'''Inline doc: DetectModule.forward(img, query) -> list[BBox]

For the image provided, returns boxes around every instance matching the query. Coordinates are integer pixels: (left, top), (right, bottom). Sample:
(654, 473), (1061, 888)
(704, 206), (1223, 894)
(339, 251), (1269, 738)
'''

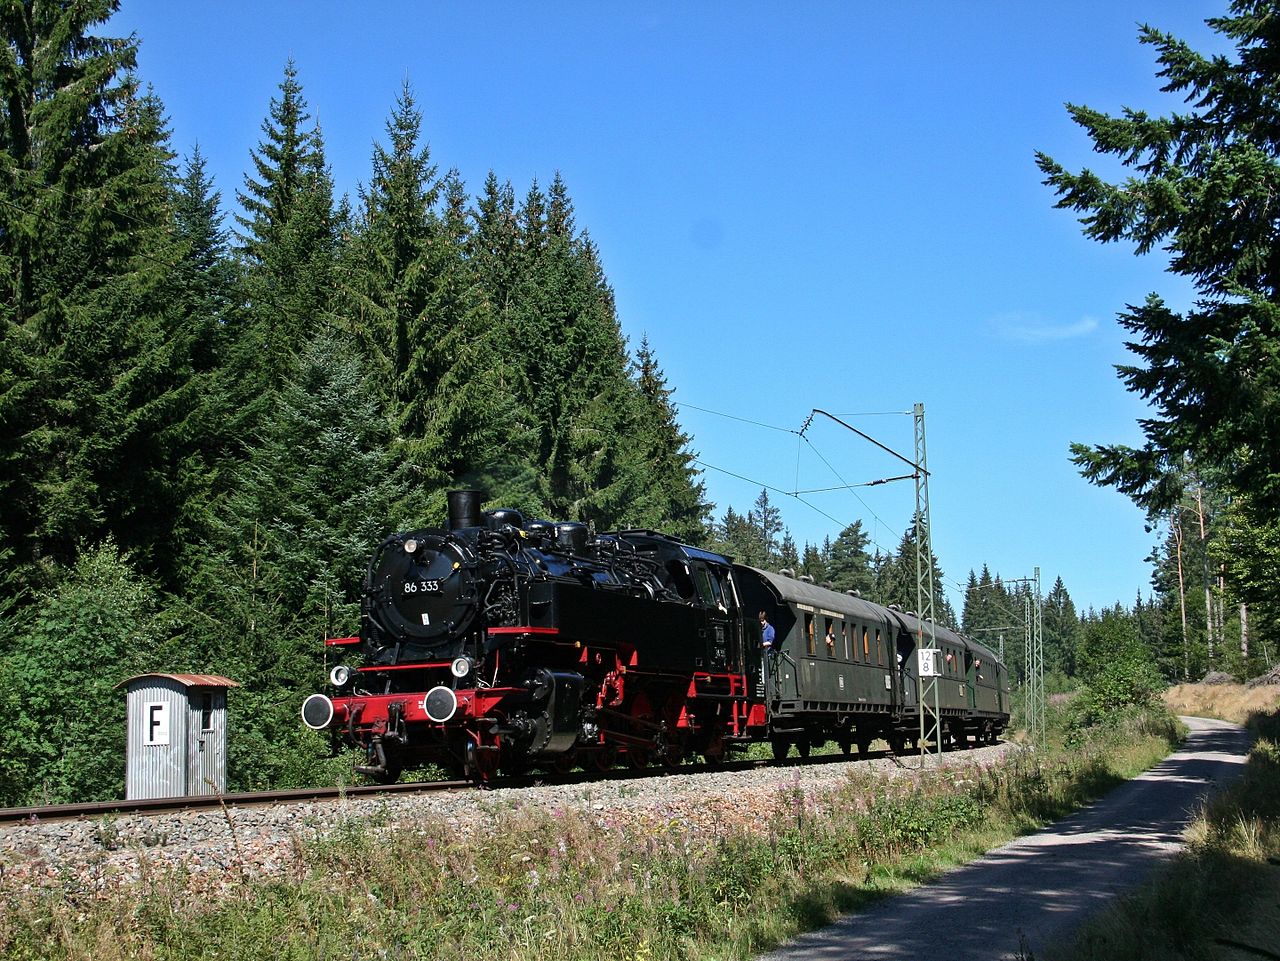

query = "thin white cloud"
(988, 313), (1099, 344)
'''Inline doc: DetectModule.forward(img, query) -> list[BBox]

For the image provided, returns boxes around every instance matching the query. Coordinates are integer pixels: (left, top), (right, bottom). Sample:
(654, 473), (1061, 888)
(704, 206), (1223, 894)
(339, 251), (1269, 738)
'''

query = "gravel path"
(755, 716), (1252, 961)
(0, 743), (1012, 900)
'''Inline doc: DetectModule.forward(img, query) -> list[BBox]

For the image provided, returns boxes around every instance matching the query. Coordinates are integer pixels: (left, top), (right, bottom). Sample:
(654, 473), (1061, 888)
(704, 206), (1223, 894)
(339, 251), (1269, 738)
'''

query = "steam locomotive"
(301, 490), (1009, 782)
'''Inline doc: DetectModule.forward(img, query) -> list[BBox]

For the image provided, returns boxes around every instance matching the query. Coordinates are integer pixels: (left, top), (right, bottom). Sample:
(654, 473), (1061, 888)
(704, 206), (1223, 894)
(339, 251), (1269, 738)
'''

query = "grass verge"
(0, 710), (1179, 961)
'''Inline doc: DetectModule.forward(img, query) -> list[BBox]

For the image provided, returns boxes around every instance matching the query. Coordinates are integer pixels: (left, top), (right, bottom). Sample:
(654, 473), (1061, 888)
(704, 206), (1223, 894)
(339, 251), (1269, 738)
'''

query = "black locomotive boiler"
(301, 490), (1010, 781)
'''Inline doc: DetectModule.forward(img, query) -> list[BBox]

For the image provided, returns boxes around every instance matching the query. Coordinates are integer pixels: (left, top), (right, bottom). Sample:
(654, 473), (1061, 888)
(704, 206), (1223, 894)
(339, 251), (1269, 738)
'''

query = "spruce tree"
(622, 335), (711, 541)
(1042, 576), (1082, 677)
(875, 519), (955, 625)
(748, 488), (784, 569)
(470, 171), (520, 321)
(711, 505), (766, 567)
(825, 520), (875, 595)
(502, 174), (647, 526)
(234, 60), (335, 398)
(779, 532), (800, 571)
(0, 3), (191, 585)
(185, 331), (407, 789)
(1039, 2), (1280, 570)
(800, 542), (826, 584)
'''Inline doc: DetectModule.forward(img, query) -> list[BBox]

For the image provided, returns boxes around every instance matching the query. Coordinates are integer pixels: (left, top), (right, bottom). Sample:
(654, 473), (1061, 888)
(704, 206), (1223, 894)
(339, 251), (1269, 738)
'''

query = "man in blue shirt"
(758, 610), (777, 699)
(759, 610), (776, 652)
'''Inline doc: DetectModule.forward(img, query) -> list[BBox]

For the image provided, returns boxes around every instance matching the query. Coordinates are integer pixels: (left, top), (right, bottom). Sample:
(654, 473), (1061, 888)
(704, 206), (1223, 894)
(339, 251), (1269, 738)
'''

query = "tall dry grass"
(1162, 682), (1280, 726)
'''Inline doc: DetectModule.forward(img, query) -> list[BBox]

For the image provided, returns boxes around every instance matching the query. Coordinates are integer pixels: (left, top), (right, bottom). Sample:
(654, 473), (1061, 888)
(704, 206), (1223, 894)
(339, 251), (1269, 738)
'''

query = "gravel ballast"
(0, 743), (1014, 899)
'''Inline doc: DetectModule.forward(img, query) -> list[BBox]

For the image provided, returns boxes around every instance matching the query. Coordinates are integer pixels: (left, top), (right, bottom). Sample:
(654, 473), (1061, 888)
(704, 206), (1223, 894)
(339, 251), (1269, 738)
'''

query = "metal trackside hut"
(119, 673), (238, 799)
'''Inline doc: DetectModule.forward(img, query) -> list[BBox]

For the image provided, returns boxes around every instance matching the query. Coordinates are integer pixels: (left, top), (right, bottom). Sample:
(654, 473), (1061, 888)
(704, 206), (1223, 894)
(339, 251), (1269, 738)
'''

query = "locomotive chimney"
(447, 489), (483, 530)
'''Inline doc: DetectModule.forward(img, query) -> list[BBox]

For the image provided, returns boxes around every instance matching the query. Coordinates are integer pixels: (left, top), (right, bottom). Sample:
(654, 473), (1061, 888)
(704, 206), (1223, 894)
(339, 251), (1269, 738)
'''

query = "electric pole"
(914, 403), (942, 762)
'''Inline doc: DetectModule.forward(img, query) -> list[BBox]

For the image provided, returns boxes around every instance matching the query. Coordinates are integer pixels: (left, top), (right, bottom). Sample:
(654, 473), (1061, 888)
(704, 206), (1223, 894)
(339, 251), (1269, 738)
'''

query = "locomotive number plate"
(403, 579), (441, 594)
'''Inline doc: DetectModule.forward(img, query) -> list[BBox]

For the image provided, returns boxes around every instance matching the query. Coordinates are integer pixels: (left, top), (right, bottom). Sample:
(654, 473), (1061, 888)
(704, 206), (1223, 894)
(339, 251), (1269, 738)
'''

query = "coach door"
(894, 626), (916, 713)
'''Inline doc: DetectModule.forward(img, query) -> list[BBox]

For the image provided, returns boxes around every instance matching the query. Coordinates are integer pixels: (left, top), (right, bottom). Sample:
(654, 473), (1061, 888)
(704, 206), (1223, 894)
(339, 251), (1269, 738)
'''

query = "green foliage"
(0, 541), (164, 806)
(1042, 2), (1280, 673)
(708, 491), (777, 567)
(1069, 605), (1165, 735)
(1042, 576), (1082, 677)
(0, 16), (739, 802)
(622, 335), (711, 542)
(872, 518), (956, 626)
(183, 331), (407, 789)
(0, 3), (200, 591)
(825, 521), (874, 596)
(1041, 4), (1280, 518)
(233, 59), (336, 404)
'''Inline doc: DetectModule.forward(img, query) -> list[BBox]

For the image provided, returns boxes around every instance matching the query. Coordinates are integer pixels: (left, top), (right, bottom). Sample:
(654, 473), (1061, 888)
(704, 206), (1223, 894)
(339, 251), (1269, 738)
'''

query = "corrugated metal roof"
(115, 673), (240, 690)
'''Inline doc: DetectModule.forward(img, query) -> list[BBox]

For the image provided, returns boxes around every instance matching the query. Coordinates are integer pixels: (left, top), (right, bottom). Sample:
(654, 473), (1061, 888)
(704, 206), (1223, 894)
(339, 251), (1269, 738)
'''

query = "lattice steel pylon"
(914, 403), (942, 762)
(1008, 571), (1046, 749)
(1029, 567), (1045, 749)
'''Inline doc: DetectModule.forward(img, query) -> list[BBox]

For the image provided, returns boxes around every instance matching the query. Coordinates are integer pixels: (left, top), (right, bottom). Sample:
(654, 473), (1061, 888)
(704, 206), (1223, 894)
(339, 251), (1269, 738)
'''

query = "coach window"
(842, 623), (850, 660)
(805, 612), (815, 656)
(876, 629), (885, 666)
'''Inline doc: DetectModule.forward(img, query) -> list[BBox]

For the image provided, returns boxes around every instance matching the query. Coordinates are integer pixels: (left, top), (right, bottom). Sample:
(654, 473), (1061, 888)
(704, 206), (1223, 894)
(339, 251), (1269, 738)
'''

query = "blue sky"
(110, 2), (1226, 615)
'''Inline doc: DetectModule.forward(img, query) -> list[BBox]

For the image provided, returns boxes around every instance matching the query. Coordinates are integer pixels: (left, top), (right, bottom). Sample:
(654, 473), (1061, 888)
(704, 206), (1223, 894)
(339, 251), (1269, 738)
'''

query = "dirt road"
(756, 716), (1251, 961)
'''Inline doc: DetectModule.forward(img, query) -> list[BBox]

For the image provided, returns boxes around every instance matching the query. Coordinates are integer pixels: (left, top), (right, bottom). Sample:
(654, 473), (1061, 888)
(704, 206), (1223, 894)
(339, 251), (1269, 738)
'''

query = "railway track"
(0, 747), (898, 824)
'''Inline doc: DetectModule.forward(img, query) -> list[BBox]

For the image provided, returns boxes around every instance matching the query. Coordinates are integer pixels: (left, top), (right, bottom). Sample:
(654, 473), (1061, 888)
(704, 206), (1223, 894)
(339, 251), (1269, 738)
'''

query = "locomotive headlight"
(450, 656), (473, 679)
(403, 538), (419, 554)
(329, 664), (352, 687)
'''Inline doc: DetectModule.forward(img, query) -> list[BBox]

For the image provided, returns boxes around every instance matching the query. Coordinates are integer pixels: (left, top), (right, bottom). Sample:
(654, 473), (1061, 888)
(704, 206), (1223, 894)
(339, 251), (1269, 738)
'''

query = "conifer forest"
(1, 1), (1276, 806)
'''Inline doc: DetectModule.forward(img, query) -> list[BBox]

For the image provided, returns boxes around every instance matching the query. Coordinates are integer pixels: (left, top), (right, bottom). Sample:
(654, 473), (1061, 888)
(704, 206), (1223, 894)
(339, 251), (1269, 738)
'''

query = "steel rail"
(0, 746), (913, 824)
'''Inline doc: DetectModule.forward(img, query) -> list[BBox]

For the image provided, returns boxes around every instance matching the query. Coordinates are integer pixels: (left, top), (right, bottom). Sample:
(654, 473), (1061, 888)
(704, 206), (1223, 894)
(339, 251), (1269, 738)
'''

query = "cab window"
(705, 567), (728, 611)
(693, 566), (715, 607)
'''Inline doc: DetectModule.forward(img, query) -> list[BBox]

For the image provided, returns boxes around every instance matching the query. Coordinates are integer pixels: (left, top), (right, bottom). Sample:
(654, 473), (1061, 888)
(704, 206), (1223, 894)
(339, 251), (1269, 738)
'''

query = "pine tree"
(710, 505), (766, 567)
(470, 172), (520, 321)
(779, 532), (800, 571)
(748, 488), (784, 569)
(800, 542), (826, 584)
(343, 81), (442, 406)
(874, 519), (955, 625)
(501, 173), (654, 527)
